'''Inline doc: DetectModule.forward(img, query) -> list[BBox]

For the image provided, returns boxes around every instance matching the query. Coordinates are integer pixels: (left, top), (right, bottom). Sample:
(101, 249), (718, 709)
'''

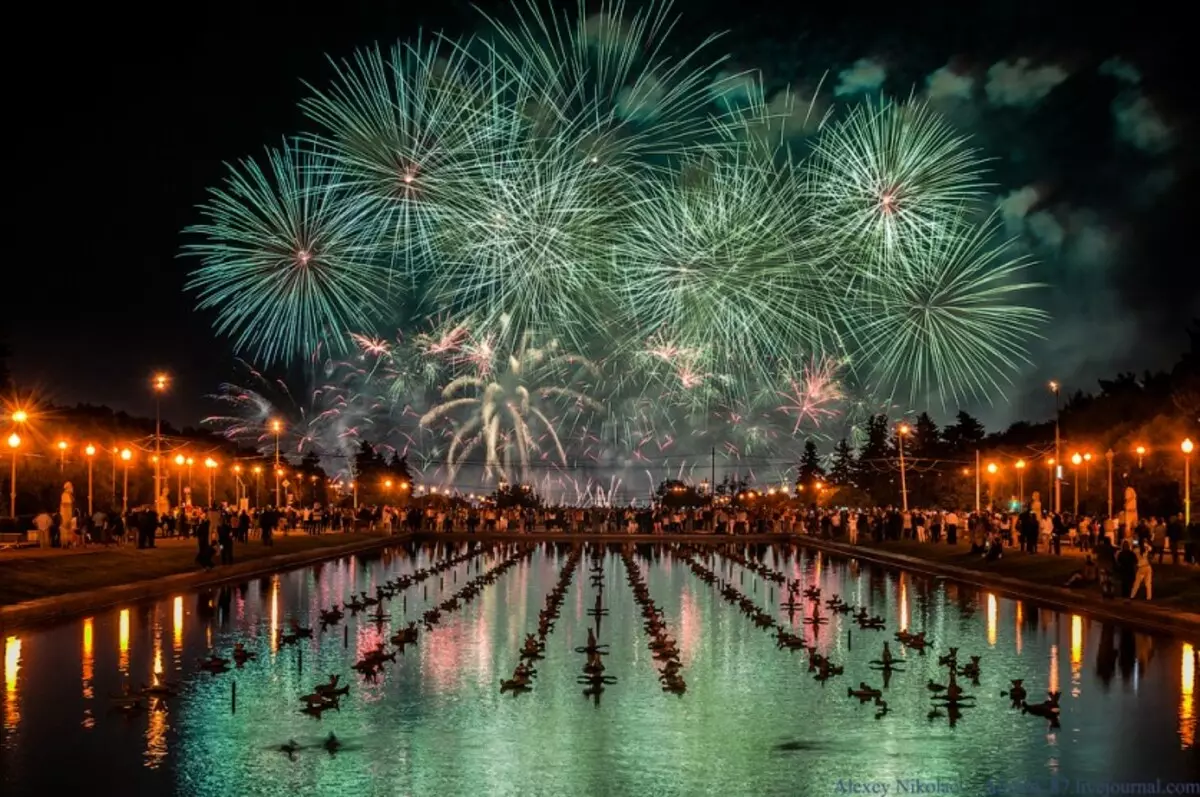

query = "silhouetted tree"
(493, 483), (542, 509)
(797, 440), (826, 487)
(828, 439), (855, 486)
(942, 411), (986, 455)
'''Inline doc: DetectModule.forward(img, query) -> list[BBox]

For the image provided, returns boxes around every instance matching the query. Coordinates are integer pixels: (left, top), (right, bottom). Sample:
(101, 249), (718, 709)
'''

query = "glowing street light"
(1049, 381), (1061, 513)
(1015, 459), (1026, 507)
(7, 433), (20, 517)
(120, 448), (132, 514)
(271, 420), (283, 507)
(1070, 453), (1082, 515)
(897, 423), (910, 512)
(1083, 452), (1093, 493)
(85, 444), (96, 515)
(10, 410), (28, 424)
(1105, 449), (1115, 518)
(56, 440), (68, 473)
(986, 462), (998, 511)
(252, 465), (262, 508)
(1184, 438), (1194, 527)
(152, 373), (169, 514)
(1135, 445), (1146, 469)
(204, 458), (217, 506)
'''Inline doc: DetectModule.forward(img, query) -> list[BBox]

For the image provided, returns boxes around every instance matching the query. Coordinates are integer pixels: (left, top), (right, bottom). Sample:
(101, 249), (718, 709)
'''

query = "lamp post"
(1105, 449), (1114, 519)
(57, 440), (68, 473)
(1046, 458), (1055, 511)
(897, 423), (910, 512)
(234, 465), (243, 506)
(174, 454), (185, 508)
(1015, 459), (1026, 507)
(7, 433), (20, 517)
(974, 450), (981, 513)
(253, 466), (262, 508)
(204, 458), (217, 506)
(1184, 438), (1194, 527)
(186, 457), (194, 494)
(111, 447), (118, 507)
(986, 462), (998, 511)
(85, 444), (96, 515)
(152, 374), (168, 510)
(120, 448), (132, 514)
(272, 420), (282, 507)
(1049, 381), (1062, 513)
(1135, 445), (1146, 469)
(1070, 453), (1082, 515)
(351, 480), (358, 510)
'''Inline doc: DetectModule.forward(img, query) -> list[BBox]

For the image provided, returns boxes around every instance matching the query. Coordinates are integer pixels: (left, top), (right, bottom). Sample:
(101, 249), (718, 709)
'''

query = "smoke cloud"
(925, 64), (975, 102)
(833, 58), (886, 96)
(1112, 92), (1172, 153)
(985, 58), (1068, 107)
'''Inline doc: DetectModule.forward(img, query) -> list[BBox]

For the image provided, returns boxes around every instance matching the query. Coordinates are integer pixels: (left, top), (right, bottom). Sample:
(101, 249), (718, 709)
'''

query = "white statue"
(1123, 487), (1138, 537)
(156, 487), (171, 518)
(1031, 490), (1042, 517)
(60, 482), (76, 546)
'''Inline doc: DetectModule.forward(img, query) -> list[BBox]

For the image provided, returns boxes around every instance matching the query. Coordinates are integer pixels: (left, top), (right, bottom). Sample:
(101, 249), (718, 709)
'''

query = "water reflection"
(986, 593), (997, 646)
(82, 619), (94, 700)
(118, 609), (130, 674)
(4, 635), (19, 733)
(0, 543), (1194, 795)
(1183, 643), (1195, 749)
(173, 597), (183, 653)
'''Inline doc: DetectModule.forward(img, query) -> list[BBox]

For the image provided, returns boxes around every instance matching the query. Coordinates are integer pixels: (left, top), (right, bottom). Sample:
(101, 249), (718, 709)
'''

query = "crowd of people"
(15, 495), (1199, 601)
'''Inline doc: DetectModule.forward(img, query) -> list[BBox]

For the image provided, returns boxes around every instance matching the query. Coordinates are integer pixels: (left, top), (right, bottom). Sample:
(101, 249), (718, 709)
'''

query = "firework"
(478, 0), (727, 164)
(187, 0), (1049, 480)
(778, 356), (846, 434)
(300, 35), (511, 280)
(185, 141), (386, 364)
(852, 211), (1046, 405)
(419, 326), (602, 482)
(807, 98), (988, 262)
(617, 142), (837, 390)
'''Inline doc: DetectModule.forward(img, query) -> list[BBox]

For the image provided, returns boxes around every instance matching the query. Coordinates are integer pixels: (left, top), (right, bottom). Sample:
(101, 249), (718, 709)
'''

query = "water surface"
(2, 541), (1195, 795)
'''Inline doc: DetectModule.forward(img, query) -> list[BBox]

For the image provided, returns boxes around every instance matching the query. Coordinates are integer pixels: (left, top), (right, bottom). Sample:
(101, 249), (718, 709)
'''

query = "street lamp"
(174, 454), (186, 508)
(1184, 438), (1194, 527)
(152, 374), (169, 513)
(120, 448), (132, 514)
(85, 444), (96, 515)
(253, 466), (262, 507)
(1135, 445), (1146, 469)
(1049, 381), (1061, 513)
(1083, 452), (1093, 494)
(204, 458), (217, 506)
(57, 440), (68, 473)
(897, 423), (910, 512)
(1015, 459), (1026, 507)
(7, 433), (20, 517)
(272, 420), (283, 507)
(10, 410), (27, 424)
(233, 464), (243, 506)
(1105, 449), (1114, 519)
(1070, 453), (1083, 515)
(986, 462), (998, 511)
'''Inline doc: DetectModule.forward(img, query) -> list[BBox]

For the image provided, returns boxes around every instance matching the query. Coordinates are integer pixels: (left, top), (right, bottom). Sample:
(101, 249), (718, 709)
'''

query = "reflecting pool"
(1, 541), (1196, 795)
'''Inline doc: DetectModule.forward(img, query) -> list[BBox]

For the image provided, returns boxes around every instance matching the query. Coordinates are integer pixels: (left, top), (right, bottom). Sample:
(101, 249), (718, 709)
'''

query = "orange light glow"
(1049, 644), (1060, 695)
(1015, 602), (1024, 655)
(5, 636), (20, 694)
(270, 578), (280, 653)
(173, 597), (183, 652)
(986, 593), (997, 647)
(1181, 643), (1194, 749)
(119, 609), (130, 673)
(899, 577), (909, 633)
(82, 618), (94, 699)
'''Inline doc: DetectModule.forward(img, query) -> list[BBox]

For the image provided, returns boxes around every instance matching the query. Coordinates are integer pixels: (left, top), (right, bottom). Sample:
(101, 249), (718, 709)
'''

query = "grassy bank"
(0, 534), (387, 605)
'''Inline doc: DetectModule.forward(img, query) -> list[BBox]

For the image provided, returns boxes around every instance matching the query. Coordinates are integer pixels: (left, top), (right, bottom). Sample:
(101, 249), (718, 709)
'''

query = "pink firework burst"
(778, 357), (845, 434)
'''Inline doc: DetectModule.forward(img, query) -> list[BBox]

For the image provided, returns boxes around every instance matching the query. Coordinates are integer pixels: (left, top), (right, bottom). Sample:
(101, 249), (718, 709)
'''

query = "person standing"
(1130, 543), (1153, 600)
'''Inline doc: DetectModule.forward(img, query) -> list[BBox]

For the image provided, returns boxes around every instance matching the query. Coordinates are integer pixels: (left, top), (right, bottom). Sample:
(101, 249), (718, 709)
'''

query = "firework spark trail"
(418, 324), (602, 483)
(778, 356), (846, 434)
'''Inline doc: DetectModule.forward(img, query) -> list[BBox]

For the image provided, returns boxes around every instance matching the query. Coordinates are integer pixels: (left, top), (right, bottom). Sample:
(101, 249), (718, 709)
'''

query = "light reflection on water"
(0, 541), (1196, 796)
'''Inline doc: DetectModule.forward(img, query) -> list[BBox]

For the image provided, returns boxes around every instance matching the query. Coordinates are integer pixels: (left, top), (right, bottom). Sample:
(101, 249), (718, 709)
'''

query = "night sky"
(9, 0), (1197, 431)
